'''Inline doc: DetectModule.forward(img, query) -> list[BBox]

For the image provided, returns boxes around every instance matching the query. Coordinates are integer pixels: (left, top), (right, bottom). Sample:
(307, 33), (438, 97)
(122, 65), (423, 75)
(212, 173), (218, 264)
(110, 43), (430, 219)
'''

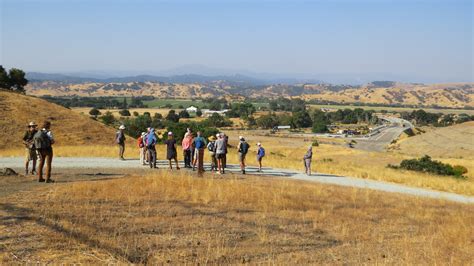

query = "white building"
(186, 106), (198, 113)
(201, 109), (229, 117)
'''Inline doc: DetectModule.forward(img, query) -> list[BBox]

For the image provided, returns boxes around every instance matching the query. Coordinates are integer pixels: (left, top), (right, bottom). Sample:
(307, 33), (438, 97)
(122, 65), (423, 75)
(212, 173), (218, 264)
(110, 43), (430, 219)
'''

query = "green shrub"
(389, 155), (467, 179)
(312, 139), (319, 147)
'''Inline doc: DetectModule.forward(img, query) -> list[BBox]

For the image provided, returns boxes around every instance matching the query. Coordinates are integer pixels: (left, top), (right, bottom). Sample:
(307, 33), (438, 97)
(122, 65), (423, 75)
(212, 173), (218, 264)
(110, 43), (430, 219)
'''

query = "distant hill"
(25, 78), (474, 108)
(0, 90), (133, 150)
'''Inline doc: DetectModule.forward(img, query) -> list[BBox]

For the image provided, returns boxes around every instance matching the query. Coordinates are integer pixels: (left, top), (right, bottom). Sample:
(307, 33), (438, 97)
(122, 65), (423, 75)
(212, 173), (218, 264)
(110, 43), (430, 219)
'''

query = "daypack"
(207, 141), (215, 152)
(33, 130), (51, 150)
(116, 131), (125, 144)
(137, 137), (144, 148)
(239, 142), (249, 154)
(258, 147), (265, 157)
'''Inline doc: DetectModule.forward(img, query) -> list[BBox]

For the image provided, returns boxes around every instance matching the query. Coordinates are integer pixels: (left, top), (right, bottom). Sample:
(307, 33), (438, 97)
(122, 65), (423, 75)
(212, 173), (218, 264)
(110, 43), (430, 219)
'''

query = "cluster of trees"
(42, 96), (148, 109)
(400, 109), (473, 127)
(253, 108), (377, 133)
(388, 155), (467, 179)
(202, 98), (229, 110)
(95, 109), (231, 141)
(226, 102), (256, 118)
(0, 66), (28, 93)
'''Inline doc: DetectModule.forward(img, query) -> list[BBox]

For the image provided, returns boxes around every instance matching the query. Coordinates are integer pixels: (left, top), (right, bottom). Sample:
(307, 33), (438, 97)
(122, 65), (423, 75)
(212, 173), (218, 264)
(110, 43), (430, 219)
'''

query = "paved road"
(1, 157), (473, 204)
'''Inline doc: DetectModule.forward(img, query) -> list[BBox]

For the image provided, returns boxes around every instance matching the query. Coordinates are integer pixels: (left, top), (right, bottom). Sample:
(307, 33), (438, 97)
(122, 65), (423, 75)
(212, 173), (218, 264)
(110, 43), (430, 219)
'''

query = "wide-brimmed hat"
(28, 121), (37, 127)
(239, 135), (244, 140)
(168, 131), (173, 136)
(257, 142), (261, 146)
(141, 132), (146, 136)
(208, 136), (217, 141)
(119, 125), (125, 130)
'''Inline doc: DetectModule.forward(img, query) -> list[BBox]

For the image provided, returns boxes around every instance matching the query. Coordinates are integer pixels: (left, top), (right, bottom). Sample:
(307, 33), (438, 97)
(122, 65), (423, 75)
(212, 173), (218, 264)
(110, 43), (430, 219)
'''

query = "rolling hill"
(0, 90), (133, 150)
(25, 80), (474, 108)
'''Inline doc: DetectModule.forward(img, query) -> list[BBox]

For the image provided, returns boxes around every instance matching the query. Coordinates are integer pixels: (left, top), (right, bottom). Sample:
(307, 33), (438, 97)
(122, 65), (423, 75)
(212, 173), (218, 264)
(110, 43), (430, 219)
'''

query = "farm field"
(308, 104), (474, 115)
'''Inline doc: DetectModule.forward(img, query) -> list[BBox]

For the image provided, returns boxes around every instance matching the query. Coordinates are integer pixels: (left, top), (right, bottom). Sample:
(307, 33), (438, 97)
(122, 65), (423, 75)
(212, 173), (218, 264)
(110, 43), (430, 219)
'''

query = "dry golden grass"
(1, 171), (473, 264)
(0, 90), (135, 150)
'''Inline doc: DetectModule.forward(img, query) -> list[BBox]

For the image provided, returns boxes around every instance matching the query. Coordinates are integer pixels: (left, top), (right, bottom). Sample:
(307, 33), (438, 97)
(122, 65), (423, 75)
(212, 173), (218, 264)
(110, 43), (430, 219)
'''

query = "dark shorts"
(238, 153), (246, 162)
(216, 153), (225, 159)
(167, 153), (177, 160)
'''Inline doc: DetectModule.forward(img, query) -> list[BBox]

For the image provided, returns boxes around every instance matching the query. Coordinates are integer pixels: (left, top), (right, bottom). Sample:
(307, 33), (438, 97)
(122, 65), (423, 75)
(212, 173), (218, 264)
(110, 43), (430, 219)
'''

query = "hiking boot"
(46, 179), (55, 183)
(242, 170), (245, 174)
(38, 178), (45, 182)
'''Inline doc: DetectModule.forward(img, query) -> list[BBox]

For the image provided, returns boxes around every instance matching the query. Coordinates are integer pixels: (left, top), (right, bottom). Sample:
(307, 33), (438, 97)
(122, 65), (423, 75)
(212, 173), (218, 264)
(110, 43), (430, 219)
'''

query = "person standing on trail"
(147, 128), (158, 168)
(34, 121), (55, 183)
(192, 131), (207, 175)
(215, 133), (226, 174)
(303, 145), (313, 176)
(237, 136), (250, 174)
(23, 122), (38, 175)
(182, 130), (193, 168)
(256, 142), (265, 172)
(207, 135), (217, 172)
(165, 132), (180, 170)
(116, 125), (126, 160)
(138, 132), (146, 165)
(222, 134), (229, 168)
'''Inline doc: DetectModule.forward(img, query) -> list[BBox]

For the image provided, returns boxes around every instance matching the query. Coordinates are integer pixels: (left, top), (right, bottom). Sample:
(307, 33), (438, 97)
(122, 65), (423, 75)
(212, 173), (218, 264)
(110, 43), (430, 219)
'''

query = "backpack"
(239, 141), (249, 154)
(33, 130), (51, 150)
(207, 141), (215, 152)
(138, 137), (144, 148)
(195, 137), (205, 149)
(258, 147), (265, 157)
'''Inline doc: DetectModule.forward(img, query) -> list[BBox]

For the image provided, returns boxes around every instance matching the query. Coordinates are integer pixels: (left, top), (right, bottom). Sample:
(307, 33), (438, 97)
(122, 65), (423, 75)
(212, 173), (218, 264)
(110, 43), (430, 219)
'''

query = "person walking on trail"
(23, 122), (38, 175)
(138, 132), (147, 165)
(303, 145), (313, 176)
(182, 130), (193, 168)
(215, 133), (226, 174)
(207, 135), (217, 172)
(256, 142), (265, 172)
(192, 131), (207, 175)
(237, 136), (249, 174)
(33, 121), (55, 183)
(147, 128), (158, 169)
(165, 132), (180, 170)
(116, 125), (126, 160)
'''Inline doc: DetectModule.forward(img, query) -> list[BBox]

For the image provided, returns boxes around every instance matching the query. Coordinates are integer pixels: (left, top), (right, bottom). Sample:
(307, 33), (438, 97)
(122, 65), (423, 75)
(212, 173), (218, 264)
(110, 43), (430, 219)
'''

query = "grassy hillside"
(392, 122), (474, 159)
(0, 90), (134, 150)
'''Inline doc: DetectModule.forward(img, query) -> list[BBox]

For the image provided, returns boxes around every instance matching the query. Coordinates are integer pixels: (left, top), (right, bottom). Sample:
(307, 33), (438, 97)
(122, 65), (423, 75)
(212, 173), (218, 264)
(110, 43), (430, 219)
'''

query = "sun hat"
(208, 135), (217, 141)
(141, 132), (146, 136)
(168, 131), (173, 136)
(216, 133), (220, 138)
(257, 142), (261, 146)
(28, 121), (37, 127)
(239, 136), (244, 140)
(119, 125), (125, 130)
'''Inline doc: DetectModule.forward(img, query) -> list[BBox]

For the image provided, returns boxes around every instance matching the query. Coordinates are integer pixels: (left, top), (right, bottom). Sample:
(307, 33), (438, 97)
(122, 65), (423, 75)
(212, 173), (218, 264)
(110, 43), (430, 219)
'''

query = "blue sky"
(1, 0), (472, 83)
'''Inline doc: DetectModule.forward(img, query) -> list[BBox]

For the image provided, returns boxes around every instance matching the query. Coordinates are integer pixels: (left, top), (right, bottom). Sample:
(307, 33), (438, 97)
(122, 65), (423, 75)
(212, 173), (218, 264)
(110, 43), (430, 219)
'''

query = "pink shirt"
(181, 136), (193, 150)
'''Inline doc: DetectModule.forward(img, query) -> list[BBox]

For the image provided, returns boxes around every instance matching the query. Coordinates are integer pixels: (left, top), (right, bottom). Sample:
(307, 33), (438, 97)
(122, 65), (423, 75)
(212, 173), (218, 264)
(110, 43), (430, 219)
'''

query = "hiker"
(237, 136), (250, 174)
(116, 125), (126, 160)
(304, 145), (313, 176)
(222, 134), (229, 168)
(256, 142), (265, 172)
(207, 135), (217, 172)
(22, 122), (38, 175)
(33, 121), (55, 183)
(138, 132), (146, 165)
(215, 133), (226, 174)
(192, 131), (207, 175)
(164, 132), (180, 170)
(182, 130), (193, 168)
(147, 128), (158, 168)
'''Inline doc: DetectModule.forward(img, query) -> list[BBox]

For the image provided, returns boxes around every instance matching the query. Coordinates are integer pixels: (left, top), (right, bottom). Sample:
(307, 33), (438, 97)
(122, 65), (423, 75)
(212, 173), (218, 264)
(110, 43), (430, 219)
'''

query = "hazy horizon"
(1, 0), (472, 84)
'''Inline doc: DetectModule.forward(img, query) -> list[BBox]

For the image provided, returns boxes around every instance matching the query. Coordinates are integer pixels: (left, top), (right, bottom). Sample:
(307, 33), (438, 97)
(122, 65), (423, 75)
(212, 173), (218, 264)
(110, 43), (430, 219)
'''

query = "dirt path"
(1, 157), (473, 204)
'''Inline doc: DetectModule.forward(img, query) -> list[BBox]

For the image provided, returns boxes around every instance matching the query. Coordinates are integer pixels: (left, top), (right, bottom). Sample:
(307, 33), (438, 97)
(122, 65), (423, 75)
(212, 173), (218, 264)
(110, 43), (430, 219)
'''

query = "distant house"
(186, 106), (198, 113)
(201, 109), (229, 117)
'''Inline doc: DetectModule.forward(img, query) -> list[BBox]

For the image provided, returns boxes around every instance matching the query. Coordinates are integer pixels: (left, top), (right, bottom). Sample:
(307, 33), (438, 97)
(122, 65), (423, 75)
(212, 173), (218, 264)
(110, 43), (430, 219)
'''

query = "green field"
(142, 98), (206, 108)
